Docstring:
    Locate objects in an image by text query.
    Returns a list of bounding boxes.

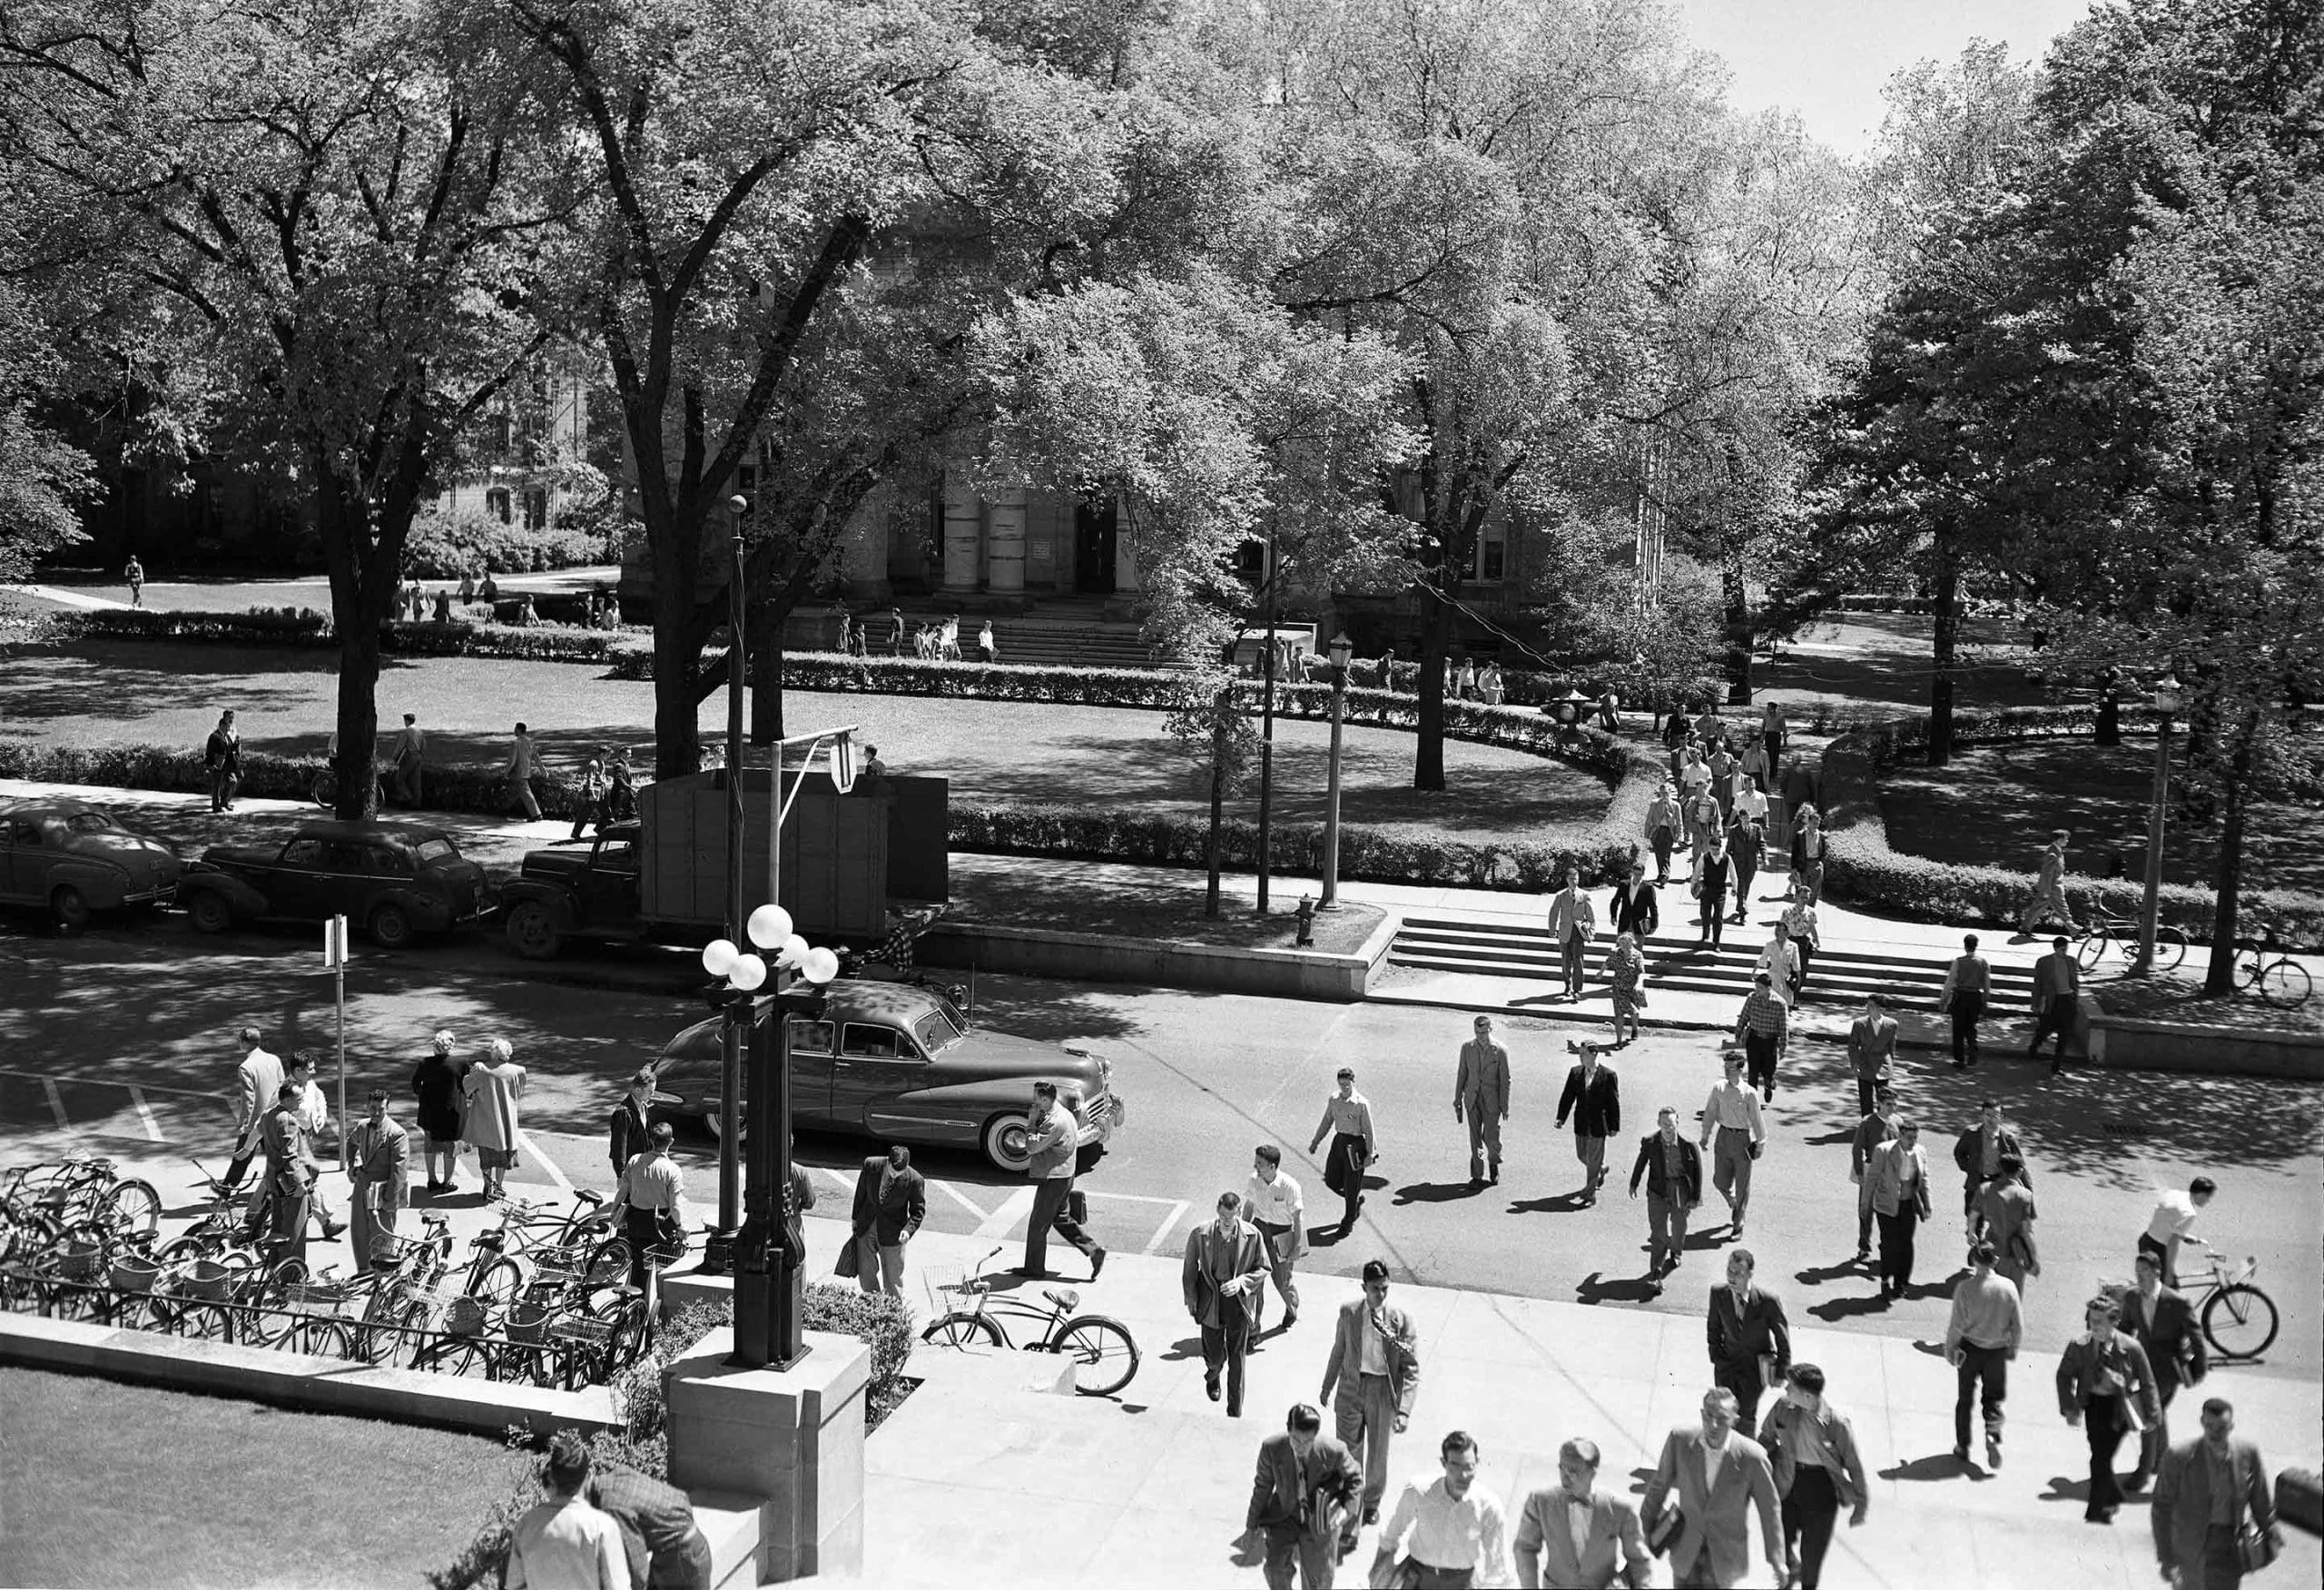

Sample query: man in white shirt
[1374,1430,1513,1588]
[1241,1144,1305,1333]
[1699,1052,1767,1235]
[507,1431,631,1590]
[1753,924,1801,1008]
[281,1052,338,1230]
[2140,1177,2216,1289]
[1307,1067,1378,1235]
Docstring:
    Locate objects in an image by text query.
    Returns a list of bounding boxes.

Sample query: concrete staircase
[1387,912,2037,1012]
[863,597,1191,671]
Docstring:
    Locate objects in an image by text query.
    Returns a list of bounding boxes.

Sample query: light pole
[702,493,753,1275]
[1320,630,1352,910]
[2132,672,2183,977]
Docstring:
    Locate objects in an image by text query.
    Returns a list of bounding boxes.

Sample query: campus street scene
[0,1,2319,1588]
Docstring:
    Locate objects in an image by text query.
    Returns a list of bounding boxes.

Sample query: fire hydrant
[1294,894,1316,948]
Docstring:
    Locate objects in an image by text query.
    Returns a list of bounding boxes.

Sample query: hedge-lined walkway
[0,639,1610,845]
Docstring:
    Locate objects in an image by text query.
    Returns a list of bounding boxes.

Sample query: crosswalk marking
[40,1079,65,1129]
[127,1087,162,1142]
[932,1180,990,1222]
[972,1185,1034,1239]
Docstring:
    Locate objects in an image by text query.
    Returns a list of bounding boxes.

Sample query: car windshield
[911,1007,963,1054]
[412,837,460,864]
[64,812,123,835]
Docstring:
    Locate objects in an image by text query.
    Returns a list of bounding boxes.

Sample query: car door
[582,835,639,926]
[832,1022,929,1133]
[254,837,330,917]
[0,818,35,903]
[783,1017,838,1126]
[359,841,417,920]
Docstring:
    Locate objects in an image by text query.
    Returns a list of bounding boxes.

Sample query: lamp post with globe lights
[697,493,755,1274]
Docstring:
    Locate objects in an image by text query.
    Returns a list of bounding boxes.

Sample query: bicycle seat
[570,1189,606,1207]
[1042,1288,1080,1312]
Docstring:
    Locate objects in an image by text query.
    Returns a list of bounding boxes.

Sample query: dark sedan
[177,819,493,948]
[652,982,1126,1174]
[0,800,181,929]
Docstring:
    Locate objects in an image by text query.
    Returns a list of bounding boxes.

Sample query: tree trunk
[332,628,383,822]
[1413,582,1451,792]
[1720,548,1753,705]
[2203,719,2258,996]
[1927,532,1960,765]
[315,452,419,822]
[649,512,707,780]
[1205,686,1228,917]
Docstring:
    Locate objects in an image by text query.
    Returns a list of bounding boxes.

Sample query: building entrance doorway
[1074,499,1117,594]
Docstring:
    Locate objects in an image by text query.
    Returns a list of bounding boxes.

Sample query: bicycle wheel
[466,1256,523,1309]
[295,1318,359,1360]
[1049,1315,1139,1397]
[2075,927,2111,973]
[2258,958,2312,1010]
[96,1180,162,1240]
[584,1235,632,1290]
[2201,1283,2279,1360]
[920,1310,1004,1349]
[2153,926,2188,973]
[419,1334,499,1379]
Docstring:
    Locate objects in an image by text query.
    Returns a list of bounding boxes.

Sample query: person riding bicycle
[2140,1178,2215,1289]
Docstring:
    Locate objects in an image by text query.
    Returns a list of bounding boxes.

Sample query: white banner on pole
[323,915,350,970]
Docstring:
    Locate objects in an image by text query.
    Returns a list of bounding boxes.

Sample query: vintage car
[653,981,1125,1174]
[177,819,494,947]
[0,800,182,929]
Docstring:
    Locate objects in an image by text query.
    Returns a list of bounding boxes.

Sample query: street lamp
[1320,630,1353,910]
[701,494,753,1275]
[2132,671,2184,977]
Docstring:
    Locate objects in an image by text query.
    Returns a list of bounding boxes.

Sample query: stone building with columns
[807,476,1143,610]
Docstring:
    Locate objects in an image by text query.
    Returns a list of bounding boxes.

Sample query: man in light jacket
[1320,1259,1421,1539]
[2152,1397,2280,1590]
[221,1026,283,1192]
[1020,1080,1104,1281]
[1182,1191,1270,1417]
[1642,1388,1783,1590]
[1544,871,1597,1002]
[1756,1364,1869,1590]
[1512,1437,1649,1589]
[345,1089,409,1274]
[1454,1014,1512,1186]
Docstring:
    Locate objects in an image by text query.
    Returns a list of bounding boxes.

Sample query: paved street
[5,916,2317,1378]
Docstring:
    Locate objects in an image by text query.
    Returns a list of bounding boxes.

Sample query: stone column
[985,485,1027,595]
[1115,528,1141,593]
[940,469,980,595]
[840,491,891,601]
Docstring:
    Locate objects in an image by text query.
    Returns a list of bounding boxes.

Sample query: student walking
[1945,1241,2024,1470]
[1641,1389,1784,1590]
[1757,1364,1869,1590]
[389,712,426,805]
[1730,972,1789,1103]
[1242,1145,1306,1332]
[1845,994,1897,1118]
[1980,1155,2040,1296]
[2019,828,2073,933]
[1727,815,1765,923]
[221,1026,284,1192]
[124,556,144,607]
[1554,1041,1620,1203]
[846,1145,926,1299]
[604,1123,687,1289]
[1643,784,1682,884]
[1182,1191,1270,1417]
[2120,1248,2208,1492]
[1953,1096,2030,1235]
[1707,1248,1792,1431]
[1307,1067,1377,1236]
[1239,1403,1363,1590]
[1867,1118,1932,1302]
[507,1433,631,1590]
[1691,835,1736,949]
[572,756,609,839]
[2056,1292,2162,1525]
[461,1037,527,1200]
[1630,1107,1704,1289]
[1608,861,1659,945]
[1699,1052,1767,1233]
[1511,1436,1650,1590]
[2029,935,2082,1069]
[410,1031,468,1196]
[203,709,242,812]
[2152,1398,2280,1586]
[344,1089,409,1274]
[1606,933,1648,1047]
[1848,1088,1898,1264]
[1320,1259,1421,1534]
[1544,871,1596,1002]
[1020,1081,1104,1280]
[1779,897,1821,993]
[504,722,542,819]
[1370,1431,1513,1590]
[1454,1015,1512,1185]
[1939,933,1993,1069]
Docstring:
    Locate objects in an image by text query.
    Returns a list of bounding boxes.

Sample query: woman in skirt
[1608,932,1648,1045]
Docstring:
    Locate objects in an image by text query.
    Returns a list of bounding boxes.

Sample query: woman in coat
[2055,1293,2161,1523]
[1866,1119,1933,1302]
[1643,784,1683,885]
[409,1031,468,1197]
[461,1038,528,1200]
[1608,933,1648,1046]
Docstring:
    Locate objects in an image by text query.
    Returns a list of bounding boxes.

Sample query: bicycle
[919,1243,1140,1397]
[1,1157,161,1239]
[2073,899,2187,975]
[2175,1246,2280,1360]
[462,1190,625,1307]
[2230,931,2312,1010]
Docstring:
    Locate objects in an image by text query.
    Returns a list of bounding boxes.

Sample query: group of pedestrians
[407,1028,529,1200]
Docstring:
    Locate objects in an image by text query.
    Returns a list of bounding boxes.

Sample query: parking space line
[40,1079,65,1130]
[814,1166,856,1196]
[518,1130,574,1194]
[1137,1199,1190,1255]
[0,1067,216,1100]
[972,1186,1033,1239]
[127,1087,162,1142]
[933,1180,990,1222]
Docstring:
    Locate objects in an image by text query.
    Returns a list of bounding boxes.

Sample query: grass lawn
[1879,739,2320,896]
[0,639,1610,845]
[2092,969,2324,1036]
[949,859,1386,953]
[0,1366,528,1589]
[1752,610,2058,720]
[8,565,622,613]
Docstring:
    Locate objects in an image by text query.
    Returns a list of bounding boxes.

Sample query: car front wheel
[980,1113,1033,1176]
[50,885,92,933]
[187,891,233,933]
[369,903,415,949]
[504,902,562,960]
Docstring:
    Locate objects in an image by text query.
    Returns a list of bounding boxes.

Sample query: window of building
[524,489,548,531]
[1462,527,1509,583]
[486,488,513,525]
[493,412,514,452]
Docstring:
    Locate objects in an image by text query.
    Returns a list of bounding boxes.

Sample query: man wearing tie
[1708,1249,1793,1432]
[1454,1015,1512,1187]
[1553,1042,1621,1205]
[1240,1403,1362,1590]
[1512,1437,1649,1588]
[1545,870,1596,1002]
[2028,934,2082,1070]
[345,1090,409,1274]
[1642,1388,1784,1590]
[1320,1259,1421,1539]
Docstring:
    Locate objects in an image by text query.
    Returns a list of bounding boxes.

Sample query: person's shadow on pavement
[1880,1453,1987,1484]
[1573,1269,1661,1306]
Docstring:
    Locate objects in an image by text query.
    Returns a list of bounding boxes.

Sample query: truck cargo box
[637,770,886,940]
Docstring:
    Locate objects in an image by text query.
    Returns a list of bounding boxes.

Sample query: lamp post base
[696,1228,739,1277]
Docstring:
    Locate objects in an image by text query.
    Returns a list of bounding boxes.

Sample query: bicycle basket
[507,1300,553,1345]
[548,1316,614,1348]
[109,1255,162,1294]
[2229,1257,2258,1287]
[54,1238,104,1281]
[277,1281,348,1316]
[922,1266,984,1315]
[181,1260,239,1303]
[441,1295,488,1338]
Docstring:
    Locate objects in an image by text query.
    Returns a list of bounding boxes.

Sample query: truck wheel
[980,1113,1033,1175]
[50,885,92,933]
[504,902,562,960]
[368,903,415,950]
[187,891,233,933]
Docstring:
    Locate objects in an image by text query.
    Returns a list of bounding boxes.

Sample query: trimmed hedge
[52,607,631,664]
[1820,705,2324,950]
[0,740,602,820]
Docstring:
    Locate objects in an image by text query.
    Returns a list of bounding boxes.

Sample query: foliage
[53,607,627,665]
[401,507,612,578]
[0,280,93,581]
[1164,676,1264,800]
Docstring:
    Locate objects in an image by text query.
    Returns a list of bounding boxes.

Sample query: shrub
[49,607,638,666]
[402,505,609,578]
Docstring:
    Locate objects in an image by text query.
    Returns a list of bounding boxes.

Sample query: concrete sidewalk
[846,1221,2322,1590]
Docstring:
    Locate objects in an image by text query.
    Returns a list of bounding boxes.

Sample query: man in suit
[1240,1403,1363,1590]
[1554,1042,1621,1204]
[344,1089,409,1274]
[609,1068,654,1184]
[1512,1436,1649,1589]
[1629,1106,1704,1289]
[1181,1191,1270,1416]
[1319,1259,1421,1537]
[1845,994,1898,1119]
[848,1144,926,1299]
[1609,862,1659,943]
[1953,1096,2031,1234]
[1643,1388,1784,1589]
[1847,1087,1898,1264]
[1020,1081,1105,1281]
[1454,1014,1512,1186]
[2028,934,2082,1070]
[1545,869,1597,1001]
[2152,1397,2281,1590]
[2056,1292,2162,1523]
[1707,1249,1792,1431]
[220,1025,283,1192]
[2122,1249,2209,1491]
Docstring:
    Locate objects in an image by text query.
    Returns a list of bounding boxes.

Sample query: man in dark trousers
[1629,1106,1703,1290]
[1608,861,1659,944]
[1939,933,1994,1069]
[2120,1249,2207,1493]
[1182,1190,1270,1417]
[1553,1041,1621,1205]
[848,1143,927,1299]
[203,709,241,812]
[2028,935,2082,1070]
[609,1068,654,1184]
[1240,1403,1363,1590]
[1020,1081,1105,1280]
[587,1462,714,1590]
[1847,1087,1899,1264]
[1707,1248,1792,1432]
[1952,1096,2030,1237]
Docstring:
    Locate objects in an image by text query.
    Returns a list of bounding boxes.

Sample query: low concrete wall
[0,1311,620,1435]
[2086,1014,2324,1081]
[922,915,1401,1003]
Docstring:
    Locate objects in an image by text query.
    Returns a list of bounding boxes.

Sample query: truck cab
[499,824,643,959]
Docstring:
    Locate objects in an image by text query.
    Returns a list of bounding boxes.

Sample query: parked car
[0,800,182,930]
[177,819,494,947]
[651,982,1126,1174]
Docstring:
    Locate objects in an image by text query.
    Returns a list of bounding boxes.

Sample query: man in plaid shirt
[1732,972,1789,1104]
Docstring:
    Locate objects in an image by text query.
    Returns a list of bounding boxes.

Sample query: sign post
[323,915,350,1171]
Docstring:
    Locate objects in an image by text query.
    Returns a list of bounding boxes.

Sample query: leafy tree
[0,280,94,581]
[0,0,568,815]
